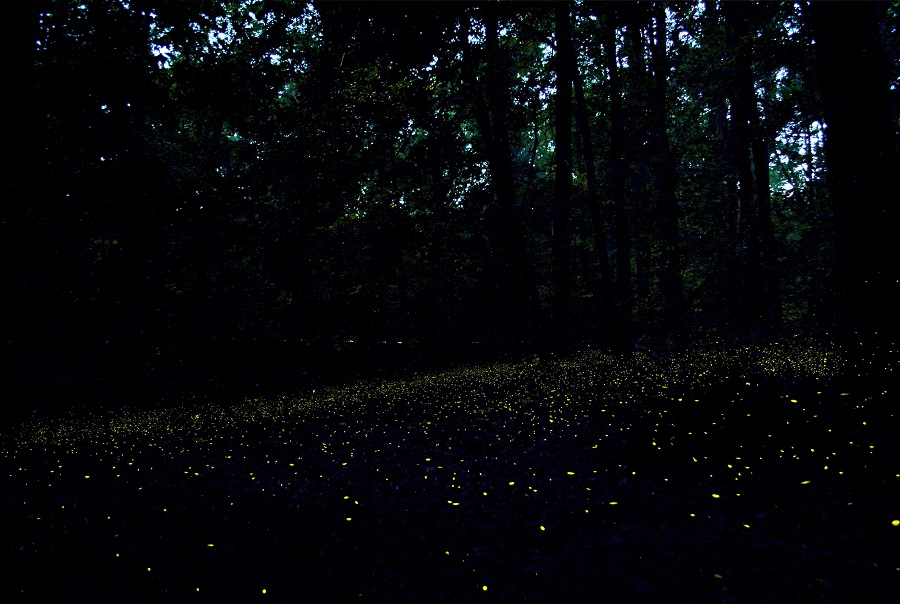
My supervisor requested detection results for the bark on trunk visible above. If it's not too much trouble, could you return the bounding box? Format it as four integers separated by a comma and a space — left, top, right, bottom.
553, 3, 575, 346
600, 13, 633, 352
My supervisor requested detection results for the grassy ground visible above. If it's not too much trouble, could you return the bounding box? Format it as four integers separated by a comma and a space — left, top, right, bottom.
2, 340, 898, 602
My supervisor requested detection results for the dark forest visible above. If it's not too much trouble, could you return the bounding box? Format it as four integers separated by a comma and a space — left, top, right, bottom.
6, 0, 898, 395
3, 1, 899, 601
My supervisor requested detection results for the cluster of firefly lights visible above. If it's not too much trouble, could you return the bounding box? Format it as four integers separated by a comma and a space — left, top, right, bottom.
2, 339, 897, 596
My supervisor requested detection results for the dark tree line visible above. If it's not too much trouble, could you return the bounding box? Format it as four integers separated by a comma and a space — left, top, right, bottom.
7, 1, 899, 398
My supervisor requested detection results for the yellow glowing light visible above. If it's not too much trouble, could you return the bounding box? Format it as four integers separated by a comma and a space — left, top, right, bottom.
712, 494, 720, 498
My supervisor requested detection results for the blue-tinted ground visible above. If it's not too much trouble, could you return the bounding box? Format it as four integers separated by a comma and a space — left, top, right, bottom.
2, 341, 898, 602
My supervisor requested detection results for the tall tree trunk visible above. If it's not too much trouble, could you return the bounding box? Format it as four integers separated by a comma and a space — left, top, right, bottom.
553, 2, 575, 347
724, 1, 760, 335
812, 2, 899, 364
748, 110, 782, 332
462, 9, 545, 352
650, 3, 686, 335
625, 15, 654, 324
572, 18, 615, 333
5, 0, 44, 385
705, 0, 740, 258
726, 2, 782, 335
600, 13, 633, 352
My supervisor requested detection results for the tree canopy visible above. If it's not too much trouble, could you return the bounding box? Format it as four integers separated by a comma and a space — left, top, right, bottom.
8, 0, 899, 395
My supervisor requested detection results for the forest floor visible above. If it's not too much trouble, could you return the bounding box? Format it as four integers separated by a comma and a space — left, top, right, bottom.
1, 340, 898, 603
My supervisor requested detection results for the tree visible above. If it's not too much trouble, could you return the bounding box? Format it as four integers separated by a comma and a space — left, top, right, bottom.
461, 5, 545, 352
812, 1, 900, 361
571, 6, 615, 339
721, 1, 782, 335
599, 8, 634, 352
649, 2, 686, 334
553, 2, 575, 346
10, 0, 898, 399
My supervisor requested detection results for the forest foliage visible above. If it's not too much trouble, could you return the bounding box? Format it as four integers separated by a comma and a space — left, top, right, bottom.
6, 1, 899, 395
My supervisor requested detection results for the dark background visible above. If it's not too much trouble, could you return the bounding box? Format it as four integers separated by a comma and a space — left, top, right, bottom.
5, 1, 899, 413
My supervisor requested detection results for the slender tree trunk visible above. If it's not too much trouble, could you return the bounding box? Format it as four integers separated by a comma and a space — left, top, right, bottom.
462, 9, 545, 352
650, 3, 685, 335
749, 115, 782, 332
572, 19, 615, 332
725, 1, 783, 335
708, 0, 739, 255
625, 16, 654, 324
600, 13, 633, 352
702, 0, 740, 329
723, 1, 758, 335
553, 2, 575, 347
812, 2, 899, 364
5, 0, 44, 385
